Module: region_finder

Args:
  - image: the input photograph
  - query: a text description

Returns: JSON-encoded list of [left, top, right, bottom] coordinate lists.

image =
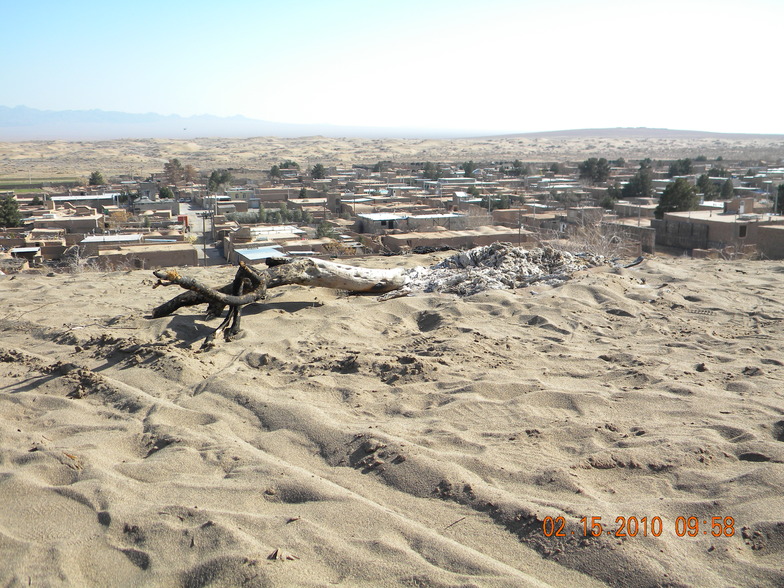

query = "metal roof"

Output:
[[235, 246, 287, 261], [51, 194, 116, 201], [81, 234, 143, 243], [410, 213, 465, 220], [358, 213, 409, 222]]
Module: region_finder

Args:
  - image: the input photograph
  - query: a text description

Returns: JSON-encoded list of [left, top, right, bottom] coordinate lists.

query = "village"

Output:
[[2, 154, 784, 272]]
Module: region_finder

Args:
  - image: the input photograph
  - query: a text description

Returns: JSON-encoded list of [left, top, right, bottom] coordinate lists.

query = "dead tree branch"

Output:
[[151, 258, 408, 348]]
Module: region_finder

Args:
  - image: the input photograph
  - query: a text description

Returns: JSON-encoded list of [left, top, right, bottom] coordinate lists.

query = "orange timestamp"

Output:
[[542, 515, 735, 538]]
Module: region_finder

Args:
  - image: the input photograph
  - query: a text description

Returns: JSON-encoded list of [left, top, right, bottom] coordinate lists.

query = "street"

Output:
[[178, 201, 225, 266]]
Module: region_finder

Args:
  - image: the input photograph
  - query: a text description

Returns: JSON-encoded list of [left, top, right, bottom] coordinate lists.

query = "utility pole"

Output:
[[198, 210, 214, 267], [518, 208, 522, 247]]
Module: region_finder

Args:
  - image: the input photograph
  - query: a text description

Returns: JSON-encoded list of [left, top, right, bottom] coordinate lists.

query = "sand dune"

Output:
[[1, 250, 783, 586], [2, 133, 784, 180]]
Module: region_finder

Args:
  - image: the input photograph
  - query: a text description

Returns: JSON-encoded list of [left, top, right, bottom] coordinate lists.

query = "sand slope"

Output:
[[1, 252, 783, 587]]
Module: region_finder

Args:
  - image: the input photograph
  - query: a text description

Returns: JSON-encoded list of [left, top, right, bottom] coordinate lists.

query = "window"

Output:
[[738, 225, 747, 238]]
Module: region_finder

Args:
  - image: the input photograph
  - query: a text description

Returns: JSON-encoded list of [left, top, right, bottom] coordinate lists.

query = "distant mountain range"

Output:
[[494, 127, 784, 141], [2, 105, 783, 142]]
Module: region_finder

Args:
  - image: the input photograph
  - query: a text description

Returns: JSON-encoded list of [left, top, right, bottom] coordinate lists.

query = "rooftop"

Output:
[[51, 194, 117, 202], [82, 234, 143, 243], [234, 246, 287, 261], [665, 210, 784, 224], [358, 213, 409, 222]]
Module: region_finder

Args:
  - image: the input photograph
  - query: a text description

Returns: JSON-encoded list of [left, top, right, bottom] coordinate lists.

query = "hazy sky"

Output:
[[3, 0, 782, 135]]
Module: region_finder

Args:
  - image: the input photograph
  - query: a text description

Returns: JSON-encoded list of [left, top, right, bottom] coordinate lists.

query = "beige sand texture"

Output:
[[1, 252, 783, 587], [2, 133, 784, 179]]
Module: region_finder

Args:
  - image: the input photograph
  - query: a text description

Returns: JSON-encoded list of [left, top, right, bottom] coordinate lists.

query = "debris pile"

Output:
[[405, 242, 607, 296]]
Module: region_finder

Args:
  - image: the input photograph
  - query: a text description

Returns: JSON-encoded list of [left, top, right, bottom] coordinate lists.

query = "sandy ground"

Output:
[[1, 250, 783, 587], [2, 134, 784, 180]]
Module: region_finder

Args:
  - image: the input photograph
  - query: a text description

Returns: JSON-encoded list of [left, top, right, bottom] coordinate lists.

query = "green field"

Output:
[[0, 177, 81, 190]]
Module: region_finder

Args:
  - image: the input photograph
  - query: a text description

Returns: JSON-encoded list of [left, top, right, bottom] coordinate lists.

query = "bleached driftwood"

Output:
[[150, 243, 627, 348], [151, 258, 408, 347]]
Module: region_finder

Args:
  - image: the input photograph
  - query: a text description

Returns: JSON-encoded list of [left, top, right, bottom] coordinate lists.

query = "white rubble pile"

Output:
[[404, 242, 607, 296]]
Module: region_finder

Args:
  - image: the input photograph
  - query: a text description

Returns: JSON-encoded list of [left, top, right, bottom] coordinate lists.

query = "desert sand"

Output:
[[1, 247, 783, 587], [2, 132, 784, 180]]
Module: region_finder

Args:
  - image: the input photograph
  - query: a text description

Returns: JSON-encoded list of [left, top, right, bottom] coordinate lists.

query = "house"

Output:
[[80, 234, 144, 256], [95, 242, 198, 269], [613, 201, 657, 220], [356, 212, 469, 234], [134, 197, 178, 216], [137, 181, 160, 201], [9, 246, 42, 265], [233, 246, 286, 265], [382, 226, 533, 253], [50, 193, 118, 210], [33, 211, 104, 234], [652, 209, 784, 256], [356, 213, 409, 234], [223, 224, 307, 264]]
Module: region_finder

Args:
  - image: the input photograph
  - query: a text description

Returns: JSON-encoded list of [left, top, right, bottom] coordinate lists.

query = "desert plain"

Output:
[[1, 133, 784, 587], [2, 130, 784, 180]]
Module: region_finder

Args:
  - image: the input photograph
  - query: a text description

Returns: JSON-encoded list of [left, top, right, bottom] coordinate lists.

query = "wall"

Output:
[[33, 215, 103, 233], [96, 243, 198, 269], [756, 225, 784, 259], [382, 229, 531, 252], [601, 222, 656, 254], [652, 218, 709, 250]]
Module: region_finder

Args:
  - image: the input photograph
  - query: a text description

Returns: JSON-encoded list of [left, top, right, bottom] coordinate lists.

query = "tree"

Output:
[[422, 162, 439, 180], [0, 195, 21, 227], [150, 259, 410, 347], [776, 184, 784, 215], [208, 170, 232, 193], [316, 220, 338, 239], [183, 164, 199, 183], [603, 183, 622, 209], [298, 187, 307, 198], [697, 174, 719, 199], [119, 189, 137, 205], [720, 178, 735, 199], [164, 159, 185, 185], [461, 161, 477, 177], [668, 158, 693, 177], [159, 186, 175, 199], [279, 160, 299, 170], [269, 165, 281, 180], [601, 194, 618, 210], [655, 178, 699, 218], [578, 157, 611, 184], [88, 171, 105, 186], [621, 167, 653, 199], [310, 163, 326, 180], [507, 159, 529, 177], [550, 162, 564, 174]]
